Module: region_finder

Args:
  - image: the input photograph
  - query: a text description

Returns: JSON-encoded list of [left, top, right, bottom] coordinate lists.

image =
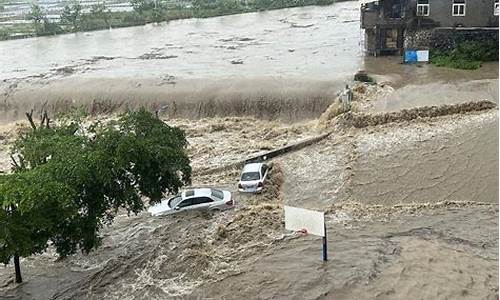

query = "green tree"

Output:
[[130, 0, 167, 22], [0, 169, 77, 283], [26, 3, 46, 34], [217, 0, 242, 14], [130, 0, 154, 14], [41, 17, 63, 35], [61, 0, 82, 32], [0, 27, 9, 40], [90, 1, 111, 27], [1, 109, 191, 283]]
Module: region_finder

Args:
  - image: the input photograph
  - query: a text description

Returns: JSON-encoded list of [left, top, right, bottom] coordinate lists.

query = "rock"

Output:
[[354, 70, 375, 83], [230, 59, 244, 65], [55, 66, 75, 74]]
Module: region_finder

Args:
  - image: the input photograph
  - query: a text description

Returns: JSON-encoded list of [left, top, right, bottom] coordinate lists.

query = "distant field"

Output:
[[0, 0, 340, 40]]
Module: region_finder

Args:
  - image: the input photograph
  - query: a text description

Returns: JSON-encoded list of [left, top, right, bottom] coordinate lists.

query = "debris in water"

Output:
[[230, 59, 244, 65], [138, 53, 178, 60], [354, 70, 375, 83]]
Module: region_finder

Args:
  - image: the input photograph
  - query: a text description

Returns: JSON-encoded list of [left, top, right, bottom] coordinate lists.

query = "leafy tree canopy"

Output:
[[0, 109, 191, 282], [26, 3, 46, 24], [60, 0, 83, 31], [130, 0, 167, 21]]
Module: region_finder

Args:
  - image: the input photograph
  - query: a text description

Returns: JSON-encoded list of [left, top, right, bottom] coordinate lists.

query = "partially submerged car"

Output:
[[238, 162, 271, 193], [148, 188, 234, 216]]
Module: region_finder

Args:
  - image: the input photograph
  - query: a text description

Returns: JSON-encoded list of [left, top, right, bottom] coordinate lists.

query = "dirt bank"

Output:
[[337, 100, 496, 129]]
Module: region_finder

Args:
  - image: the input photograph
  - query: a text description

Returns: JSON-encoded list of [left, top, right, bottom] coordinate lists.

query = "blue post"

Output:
[[322, 222, 328, 261]]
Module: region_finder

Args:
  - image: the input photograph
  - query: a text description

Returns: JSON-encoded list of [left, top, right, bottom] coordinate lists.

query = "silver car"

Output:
[[238, 162, 271, 193], [148, 188, 234, 216]]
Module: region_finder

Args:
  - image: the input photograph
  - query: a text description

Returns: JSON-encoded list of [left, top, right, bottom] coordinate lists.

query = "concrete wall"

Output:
[[407, 0, 499, 27]]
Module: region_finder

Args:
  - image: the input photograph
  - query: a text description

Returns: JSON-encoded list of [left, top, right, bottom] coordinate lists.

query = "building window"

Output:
[[417, 0, 430, 16], [452, 0, 466, 16], [495, 0, 499, 16]]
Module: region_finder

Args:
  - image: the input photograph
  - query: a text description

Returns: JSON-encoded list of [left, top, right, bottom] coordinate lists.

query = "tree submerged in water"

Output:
[[0, 108, 191, 283]]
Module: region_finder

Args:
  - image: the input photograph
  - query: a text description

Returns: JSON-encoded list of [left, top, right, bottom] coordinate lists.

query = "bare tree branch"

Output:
[[25, 109, 36, 130], [40, 110, 50, 129], [10, 154, 20, 170], [45, 111, 50, 129], [40, 111, 47, 128]]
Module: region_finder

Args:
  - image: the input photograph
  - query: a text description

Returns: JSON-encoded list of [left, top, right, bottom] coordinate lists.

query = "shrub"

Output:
[[431, 40, 499, 70]]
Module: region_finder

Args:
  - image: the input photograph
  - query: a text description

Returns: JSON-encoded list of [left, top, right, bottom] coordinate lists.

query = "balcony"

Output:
[[361, 2, 380, 29], [361, 1, 405, 29]]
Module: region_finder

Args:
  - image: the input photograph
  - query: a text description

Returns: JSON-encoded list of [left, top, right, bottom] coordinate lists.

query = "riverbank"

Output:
[[0, 0, 349, 41]]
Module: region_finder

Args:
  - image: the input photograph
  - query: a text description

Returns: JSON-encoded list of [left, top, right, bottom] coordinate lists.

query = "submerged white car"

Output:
[[148, 188, 234, 216], [238, 162, 271, 193]]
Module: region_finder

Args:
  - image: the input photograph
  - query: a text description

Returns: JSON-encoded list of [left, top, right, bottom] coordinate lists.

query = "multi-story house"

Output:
[[361, 0, 499, 55]]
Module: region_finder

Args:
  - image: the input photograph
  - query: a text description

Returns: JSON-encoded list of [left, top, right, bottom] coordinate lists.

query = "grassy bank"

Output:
[[0, 0, 339, 41], [431, 40, 499, 70]]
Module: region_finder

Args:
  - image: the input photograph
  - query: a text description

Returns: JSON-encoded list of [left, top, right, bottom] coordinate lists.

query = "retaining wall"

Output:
[[404, 27, 499, 51]]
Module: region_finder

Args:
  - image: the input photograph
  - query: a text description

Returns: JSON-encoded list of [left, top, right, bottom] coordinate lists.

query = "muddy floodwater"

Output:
[[0, 2, 362, 81], [0, 2, 366, 121], [0, 87, 498, 300], [1, 0, 497, 122], [0, 1, 498, 300]]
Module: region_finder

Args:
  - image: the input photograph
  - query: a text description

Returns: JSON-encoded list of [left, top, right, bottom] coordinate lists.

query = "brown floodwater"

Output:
[[363, 56, 499, 88], [0, 2, 498, 299], [0, 2, 362, 81], [0, 103, 498, 300], [1, 1, 497, 122], [351, 111, 499, 205]]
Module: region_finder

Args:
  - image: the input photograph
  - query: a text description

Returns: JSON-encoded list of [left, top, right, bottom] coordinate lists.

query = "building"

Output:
[[361, 0, 499, 55]]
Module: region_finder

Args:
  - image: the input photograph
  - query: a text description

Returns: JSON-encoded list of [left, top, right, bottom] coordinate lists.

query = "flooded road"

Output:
[[0, 1, 498, 298], [352, 111, 499, 205], [370, 79, 499, 112], [0, 95, 498, 299]]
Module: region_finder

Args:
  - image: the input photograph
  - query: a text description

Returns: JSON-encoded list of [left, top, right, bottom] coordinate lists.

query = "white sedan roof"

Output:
[[182, 188, 212, 199], [242, 163, 263, 173]]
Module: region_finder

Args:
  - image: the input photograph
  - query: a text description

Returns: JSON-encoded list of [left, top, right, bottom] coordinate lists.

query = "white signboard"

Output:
[[416, 50, 429, 62], [284, 206, 325, 237]]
